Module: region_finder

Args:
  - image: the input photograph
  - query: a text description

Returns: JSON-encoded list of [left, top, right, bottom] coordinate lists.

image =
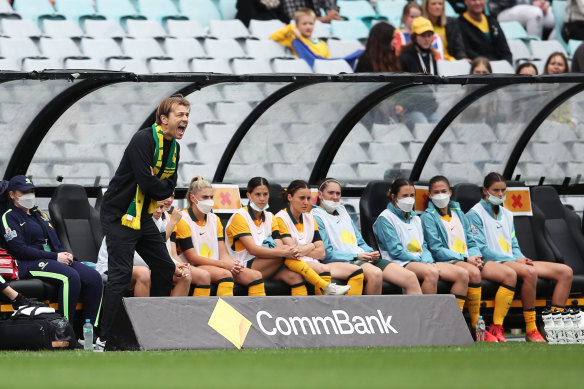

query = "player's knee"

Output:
[[364, 265, 382, 282], [559, 264, 573, 282], [525, 266, 537, 283], [192, 268, 211, 285], [250, 269, 263, 281], [315, 263, 329, 274], [283, 270, 303, 285], [468, 266, 481, 283], [457, 268, 470, 284], [425, 266, 439, 283], [134, 267, 151, 286]]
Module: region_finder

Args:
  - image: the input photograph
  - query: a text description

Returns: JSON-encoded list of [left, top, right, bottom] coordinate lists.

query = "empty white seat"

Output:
[[288, 123, 327, 141], [529, 40, 567, 61], [81, 38, 124, 65], [204, 38, 246, 59], [103, 143, 128, 161], [165, 19, 206, 39], [245, 39, 290, 59], [231, 58, 272, 74], [437, 59, 471, 76], [517, 162, 564, 184], [148, 57, 189, 72], [495, 123, 522, 142], [187, 103, 217, 124], [165, 38, 205, 64], [190, 142, 228, 163], [450, 123, 497, 143], [356, 162, 385, 181], [1, 19, 43, 38], [335, 143, 370, 163], [40, 37, 83, 60], [107, 57, 149, 73], [371, 123, 411, 142], [249, 19, 286, 40], [0, 37, 41, 61], [327, 39, 364, 58], [215, 102, 251, 123], [125, 19, 167, 39], [235, 141, 279, 164], [313, 58, 353, 74], [312, 20, 330, 39], [441, 162, 482, 183], [221, 83, 266, 102], [534, 121, 578, 142], [271, 163, 311, 180], [63, 143, 104, 159], [209, 19, 250, 39], [486, 142, 513, 162], [508, 39, 531, 64], [280, 142, 322, 162], [369, 142, 411, 163], [226, 163, 270, 182], [0, 57, 22, 71], [271, 58, 312, 73], [527, 142, 573, 163], [83, 19, 125, 38], [250, 124, 290, 143], [65, 57, 104, 69], [202, 123, 237, 142], [327, 163, 357, 181], [22, 57, 61, 71], [448, 143, 490, 162], [121, 38, 165, 59], [179, 163, 217, 185], [42, 19, 84, 38], [346, 122, 372, 142], [490, 60, 514, 74], [190, 58, 232, 73]]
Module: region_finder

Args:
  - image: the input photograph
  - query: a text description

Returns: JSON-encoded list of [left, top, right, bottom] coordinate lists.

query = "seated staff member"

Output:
[[275, 180, 352, 295], [468, 172, 573, 342], [311, 178, 382, 295], [375, 178, 468, 300], [2, 175, 102, 325], [175, 176, 266, 296], [421, 175, 496, 342], [225, 177, 347, 296]]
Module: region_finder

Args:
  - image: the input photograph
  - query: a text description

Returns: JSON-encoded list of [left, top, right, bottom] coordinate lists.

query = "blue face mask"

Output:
[[249, 201, 269, 212], [488, 193, 505, 206]]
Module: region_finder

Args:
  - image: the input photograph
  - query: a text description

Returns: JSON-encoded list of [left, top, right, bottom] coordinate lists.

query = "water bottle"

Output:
[[83, 319, 94, 351], [475, 316, 486, 342], [552, 311, 565, 344], [562, 310, 576, 344], [573, 309, 584, 344], [542, 310, 555, 344]]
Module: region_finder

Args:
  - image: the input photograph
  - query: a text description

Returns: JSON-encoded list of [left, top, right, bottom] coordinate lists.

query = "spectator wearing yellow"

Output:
[[270, 8, 330, 58], [423, 0, 468, 60]]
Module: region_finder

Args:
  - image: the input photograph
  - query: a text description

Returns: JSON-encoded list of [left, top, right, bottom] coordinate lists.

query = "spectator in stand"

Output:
[[458, 0, 512, 64], [395, 1, 444, 59], [516, 62, 538, 74], [490, 0, 553, 39], [422, 0, 468, 60], [470, 56, 492, 74], [270, 8, 330, 58], [399, 17, 440, 74], [236, 0, 287, 26], [563, 0, 584, 42], [279, 0, 343, 23], [572, 43, 584, 72], [544, 52, 569, 74], [355, 22, 401, 72]]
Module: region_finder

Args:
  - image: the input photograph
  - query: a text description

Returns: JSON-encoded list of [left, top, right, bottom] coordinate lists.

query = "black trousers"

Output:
[[98, 215, 175, 341]]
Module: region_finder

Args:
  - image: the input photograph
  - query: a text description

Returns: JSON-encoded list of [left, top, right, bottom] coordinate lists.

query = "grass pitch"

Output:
[[0, 343, 580, 388]]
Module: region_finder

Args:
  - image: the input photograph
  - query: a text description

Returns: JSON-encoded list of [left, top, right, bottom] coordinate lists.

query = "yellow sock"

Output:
[[346, 269, 364, 296], [192, 284, 211, 297], [291, 282, 308, 296], [314, 272, 332, 295], [216, 277, 234, 296], [284, 259, 329, 291], [248, 279, 266, 296], [455, 295, 466, 311], [551, 305, 565, 312], [466, 284, 481, 328], [523, 309, 537, 333], [493, 284, 515, 326]]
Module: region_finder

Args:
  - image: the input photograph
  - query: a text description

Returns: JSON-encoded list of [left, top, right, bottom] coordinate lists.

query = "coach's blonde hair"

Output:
[[186, 175, 212, 206]]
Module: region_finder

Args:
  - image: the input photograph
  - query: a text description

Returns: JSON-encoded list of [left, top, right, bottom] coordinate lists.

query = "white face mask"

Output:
[[321, 199, 340, 213], [196, 199, 214, 214], [488, 193, 505, 206], [249, 201, 269, 212], [17, 193, 35, 209], [431, 193, 450, 209], [396, 197, 415, 213]]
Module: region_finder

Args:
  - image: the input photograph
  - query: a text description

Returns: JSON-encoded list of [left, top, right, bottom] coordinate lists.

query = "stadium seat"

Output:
[[13, 0, 65, 25], [359, 180, 391, 247], [337, 1, 386, 27], [371, 123, 411, 142], [95, 0, 145, 23], [83, 19, 126, 39], [490, 60, 514, 73], [246, 39, 292, 60], [204, 38, 247, 59], [437, 59, 471, 76], [0, 37, 42, 62], [0, 56, 22, 71], [527, 142, 573, 163], [327, 163, 357, 181], [450, 123, 497, 143], [499, 20, 536, 41], [447, 143, 490, 163], [21, 57, 60, 71], [0, 0, 18, 18], [534, 121, 577, 142], [54, 0, 105, 24], [327, 39, 365, 58], [121, 38, 166, 60], [346, 122, 373, 142], [148, 57, 189, 72], [313, 58, 354, 73], [312, 20, 331, 39], [209, 19, 250, 40], [165, 19, 207, 39], [49, 184, 104, 262], [39, 38, 84, 62], [136, 0, 184, 23], [552, 0, 569, 52], [441, 162, 482, 183], [201, 123, 238, 143], [179, 163, 217, 186], [215, 102, 252, 123], [190, 57, 233, 73], [64, 58, 104, 70], [226, 163, 270, 181], [125, 19, 167, 39], [569, 40, 583, 57], [165, 38, 206, 65], [271, 162, 311, 180], [530, 185, 584, 293], [330, 20, 369, 41], [451, 182, 481, 213], [369, 142, 411, 163], [81, 38, 126, 66], [376, 1, 408, 27], [508, 39, 532, 66], [106, 57, 149, 73], [0, 18, 43, 38], [529, 40, 567, 61], [219, 0, 238, 20], [335, 142, 370, 163], [249, 19, 286, 40], [42, 19, 85, 39], [231, 58, 272, 74], [178, 0, 222, 28]]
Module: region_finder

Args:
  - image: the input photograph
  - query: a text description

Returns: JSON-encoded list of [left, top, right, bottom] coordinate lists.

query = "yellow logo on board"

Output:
[[498, 236, 511, 253], [452, 238, 467, 254], [407, 237, 422, 253], [199, 243, 214, 258], [340, 229, 356, 245], [208, 298, 252, 349]]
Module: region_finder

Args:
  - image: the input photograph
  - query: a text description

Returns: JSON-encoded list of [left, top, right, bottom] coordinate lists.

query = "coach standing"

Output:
[[96, 95, 189, 350]]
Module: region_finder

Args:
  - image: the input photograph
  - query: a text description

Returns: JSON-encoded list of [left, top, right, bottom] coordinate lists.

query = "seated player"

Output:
[[467, 172, 573, 342], [311, 178, 381, 295], [420, 175, 497, 341], [374, 178, 467, 300], [175, 176, 266, 296]]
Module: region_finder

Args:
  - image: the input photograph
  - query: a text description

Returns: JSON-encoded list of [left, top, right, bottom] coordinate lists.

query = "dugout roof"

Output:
[[2, 71, 584, 195]]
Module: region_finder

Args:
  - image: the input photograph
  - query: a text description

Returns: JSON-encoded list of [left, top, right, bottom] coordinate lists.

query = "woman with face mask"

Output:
[[372, 179, 426, 295], [311, 178, 381, 295], [467, 172, 572, 342], [173, 176, 265, 296], [1, 175, 103, 327], [421, 175, 497, 342]]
